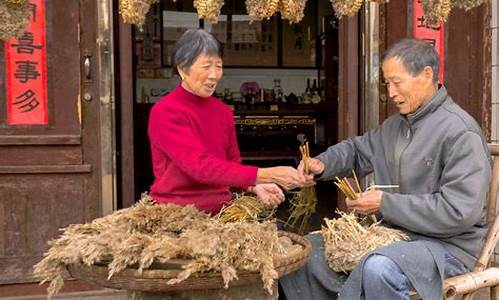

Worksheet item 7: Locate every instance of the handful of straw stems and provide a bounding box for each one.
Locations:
[217,193,275,223]
[334,170,362,200]
[288,142,317,235]
[334,170,378,223]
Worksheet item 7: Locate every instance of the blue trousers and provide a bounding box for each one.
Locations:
[362,253,468,300]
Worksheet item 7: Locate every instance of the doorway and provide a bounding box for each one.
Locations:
[116,0,360,231]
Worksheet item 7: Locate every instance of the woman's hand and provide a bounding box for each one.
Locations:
[252,183,285,208]
[345,189,383,215]
[257,166,312,190]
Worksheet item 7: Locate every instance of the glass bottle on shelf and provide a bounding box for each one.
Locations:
[311,79,322,104]
[312,79,317,94]
[273,79,284,103]
[303,79,312,104]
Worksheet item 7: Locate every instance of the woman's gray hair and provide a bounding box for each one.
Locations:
[172,29,222,74]
[382,38,440,82]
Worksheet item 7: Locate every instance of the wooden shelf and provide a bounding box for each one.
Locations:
[232,102,336,116]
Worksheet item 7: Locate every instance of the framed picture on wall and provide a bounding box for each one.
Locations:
[281,2,317,67]
[205,15,279,67]
[162,10,200,66]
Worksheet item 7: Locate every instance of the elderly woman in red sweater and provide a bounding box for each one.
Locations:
[148,29,307,215]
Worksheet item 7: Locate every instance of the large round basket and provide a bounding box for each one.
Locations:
[67,231,311,292]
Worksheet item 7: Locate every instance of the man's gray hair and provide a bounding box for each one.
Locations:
[382,38,440,82]
[172,29,222,74]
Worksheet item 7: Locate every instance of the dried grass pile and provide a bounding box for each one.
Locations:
[0,0,30,40]
[321,211,409,272]
[33,194,282,299]
[217,193,275,223]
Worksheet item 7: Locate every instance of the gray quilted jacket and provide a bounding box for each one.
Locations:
[316,86,491,269]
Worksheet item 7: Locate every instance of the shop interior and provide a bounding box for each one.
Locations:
[128,0,343,231]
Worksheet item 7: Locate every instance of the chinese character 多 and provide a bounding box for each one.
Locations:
[13,89,40,112]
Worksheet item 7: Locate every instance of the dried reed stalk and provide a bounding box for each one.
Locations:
[322,210,409,272]
[288,142,318,235]
[33,193,282,299]
[217,193,275,223]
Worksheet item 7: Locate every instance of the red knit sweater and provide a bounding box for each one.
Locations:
[148,85,258,214]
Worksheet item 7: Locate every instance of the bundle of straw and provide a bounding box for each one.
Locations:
[334,170,362,200]
[288,142,318,235]
[334,170,378,223]
[217,193,275,223]
[321,210,409,272]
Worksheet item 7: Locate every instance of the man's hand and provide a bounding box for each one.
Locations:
[345,189,383,215]
[252,183,285,208]
[298,157,325,176]
[257,166,312,190]
[297,158,324,183]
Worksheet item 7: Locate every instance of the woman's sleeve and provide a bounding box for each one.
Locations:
[148,105,257,188]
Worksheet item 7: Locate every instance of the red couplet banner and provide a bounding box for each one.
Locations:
[5,0,47,125]
[413,0,445,83]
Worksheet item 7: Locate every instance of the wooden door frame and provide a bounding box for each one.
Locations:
[117,20,136,208]
[96,0,117,215]
[338,16,360,141]
[0,0,115,295]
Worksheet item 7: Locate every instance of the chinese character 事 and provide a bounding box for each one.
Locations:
[13,89,40,112]
[14,60,40,83]
[11,32,42,55]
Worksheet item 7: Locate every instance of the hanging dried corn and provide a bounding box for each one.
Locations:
[119,0,159,28]
[245,0,280,20]
[0,0,30,40]
[452,0,485,10]
[421,0,451,25]
[193,0,224,23]
[330,0,363,18]
[279,0,308,24]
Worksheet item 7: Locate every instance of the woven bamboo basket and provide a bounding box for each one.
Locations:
[67,231,311,292]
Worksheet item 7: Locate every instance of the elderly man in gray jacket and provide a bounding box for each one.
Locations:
[280,38,491,300]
